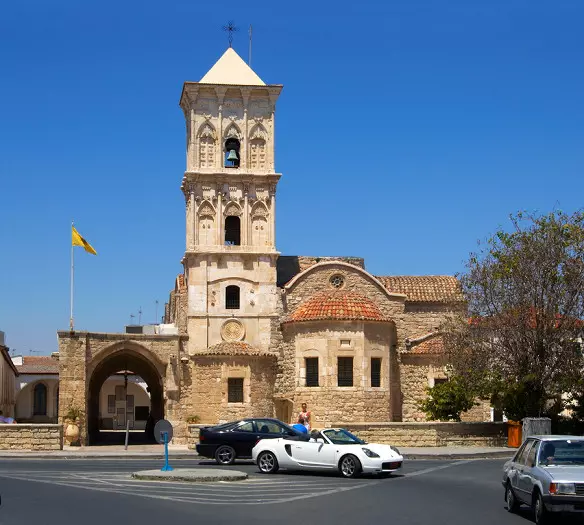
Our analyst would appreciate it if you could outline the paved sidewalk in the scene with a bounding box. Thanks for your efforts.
[0,444,515,460]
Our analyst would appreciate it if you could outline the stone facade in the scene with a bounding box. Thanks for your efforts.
[343,422,507,447]
[0,342,18,417]
[54,47,492,447]
[0,424,62,450]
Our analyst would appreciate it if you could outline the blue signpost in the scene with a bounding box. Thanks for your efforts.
[161,431,173,472]
[154,419,174,472]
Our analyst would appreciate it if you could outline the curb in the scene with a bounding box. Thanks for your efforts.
[0,453,201,460]
[403,452,514,460]
[131,468,248,482]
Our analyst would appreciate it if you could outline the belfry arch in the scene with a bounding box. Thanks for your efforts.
[87,348,164,444]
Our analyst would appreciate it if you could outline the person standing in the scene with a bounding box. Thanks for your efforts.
[297,403,311,431]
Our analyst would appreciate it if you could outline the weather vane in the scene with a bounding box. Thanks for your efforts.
[223,21,238,47]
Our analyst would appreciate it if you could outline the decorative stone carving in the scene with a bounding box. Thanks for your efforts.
[224,202,242,217]
[249,123,267,140]
[198,123,216,139]
[251,202,268,218]
[221,319,245,342]
[224,123,242,140]
[198,201,215,217]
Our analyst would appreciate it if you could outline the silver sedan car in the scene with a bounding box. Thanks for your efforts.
[502,435,584,524]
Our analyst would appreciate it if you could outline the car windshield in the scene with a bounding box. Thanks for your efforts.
[539,439,584,466]
[322,429,366,445]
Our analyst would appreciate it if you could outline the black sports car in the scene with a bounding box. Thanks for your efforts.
[196,418,310,464]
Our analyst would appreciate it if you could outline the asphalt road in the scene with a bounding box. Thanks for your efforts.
[0,457,579,524]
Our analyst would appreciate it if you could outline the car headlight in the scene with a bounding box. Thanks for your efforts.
[390,446,401,455]
[550,483,576,495]
[362,448,380,458]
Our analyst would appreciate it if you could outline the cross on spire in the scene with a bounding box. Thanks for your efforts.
[222,21,238,47]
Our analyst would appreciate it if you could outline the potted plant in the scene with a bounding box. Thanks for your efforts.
[63,406,82,446]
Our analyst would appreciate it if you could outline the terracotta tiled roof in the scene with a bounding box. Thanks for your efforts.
[194,341,278,358]
[284,291,392,324]
[406,333,445,355]
[376,276,463,303]
[16,356,59,374]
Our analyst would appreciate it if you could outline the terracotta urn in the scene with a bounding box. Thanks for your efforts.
[64,420,80,445]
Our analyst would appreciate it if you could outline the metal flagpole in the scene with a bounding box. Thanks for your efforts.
[70,221,75,331]
[249,24,252,66]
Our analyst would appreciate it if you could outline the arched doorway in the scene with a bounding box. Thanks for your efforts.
[87,349,164,445]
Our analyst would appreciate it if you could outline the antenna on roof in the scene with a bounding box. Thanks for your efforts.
[138,306,142,325]
[155,300,159,325]
[249,24,252,66]
[130,313,135,325]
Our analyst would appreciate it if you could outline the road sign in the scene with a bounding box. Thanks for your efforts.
[154,419,174,472]
[154,419,173,444]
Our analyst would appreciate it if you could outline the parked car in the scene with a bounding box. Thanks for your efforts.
[252,427,403,478]
[196,418,310,464]
[502,435,584,524]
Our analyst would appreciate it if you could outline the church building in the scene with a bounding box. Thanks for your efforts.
[57,46,487,445]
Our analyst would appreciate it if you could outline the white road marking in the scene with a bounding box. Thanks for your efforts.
[0,460,477,505]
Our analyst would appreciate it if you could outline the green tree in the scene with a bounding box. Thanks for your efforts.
[443,210,584,419]
[419,376,477,421]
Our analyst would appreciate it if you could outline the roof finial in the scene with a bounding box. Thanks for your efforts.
[222,21,238,48]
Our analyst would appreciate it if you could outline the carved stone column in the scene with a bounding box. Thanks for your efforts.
[270,185,276,248]
[216,87,227,170]
[188,188,195,250]
[185,189,192,251]
[268,90,279,172]
[243,184,249,246]
[241,88,251,171]
[194,196,200,247]
[216,187,223,246]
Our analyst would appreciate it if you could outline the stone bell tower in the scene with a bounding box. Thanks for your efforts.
[179,47,283,352]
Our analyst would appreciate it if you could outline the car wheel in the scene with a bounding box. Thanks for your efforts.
[214,445,236,465]
[533,490,549,525]
[257,451,279,474]
[339,454,362,479]
[505,482,519,513]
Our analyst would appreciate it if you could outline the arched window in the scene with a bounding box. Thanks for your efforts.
[225,216,241,245]
[224,138,240,168]
[33,383,47,416]
[226,285,240,309]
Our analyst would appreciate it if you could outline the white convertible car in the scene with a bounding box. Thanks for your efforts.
[252,428,403,478]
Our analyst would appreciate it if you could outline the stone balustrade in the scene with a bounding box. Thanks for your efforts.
[0,424,63,450]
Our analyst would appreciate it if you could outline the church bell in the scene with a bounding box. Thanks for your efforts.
[227,149,238,161]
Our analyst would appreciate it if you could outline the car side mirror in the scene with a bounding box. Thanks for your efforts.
[316,438,324,444]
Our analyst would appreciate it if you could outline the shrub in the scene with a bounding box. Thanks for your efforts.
[419,376,477,421]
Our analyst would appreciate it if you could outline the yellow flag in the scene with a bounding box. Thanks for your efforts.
[72,226,97,255]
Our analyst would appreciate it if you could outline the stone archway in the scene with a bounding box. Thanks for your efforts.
[87,349,164,445]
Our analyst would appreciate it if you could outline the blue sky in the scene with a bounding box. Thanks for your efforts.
[1,0,583,355]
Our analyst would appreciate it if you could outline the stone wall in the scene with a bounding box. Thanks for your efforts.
[57,331,187,445]
[0,424,63,450]
[189,355,277,424]
[185,422,507,448]
[280,321,397,426]
[400,353,447,421]
[0,344,17,417]
[344,422,507,447]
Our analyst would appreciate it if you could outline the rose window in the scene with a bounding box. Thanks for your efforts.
[329,274,345,289]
